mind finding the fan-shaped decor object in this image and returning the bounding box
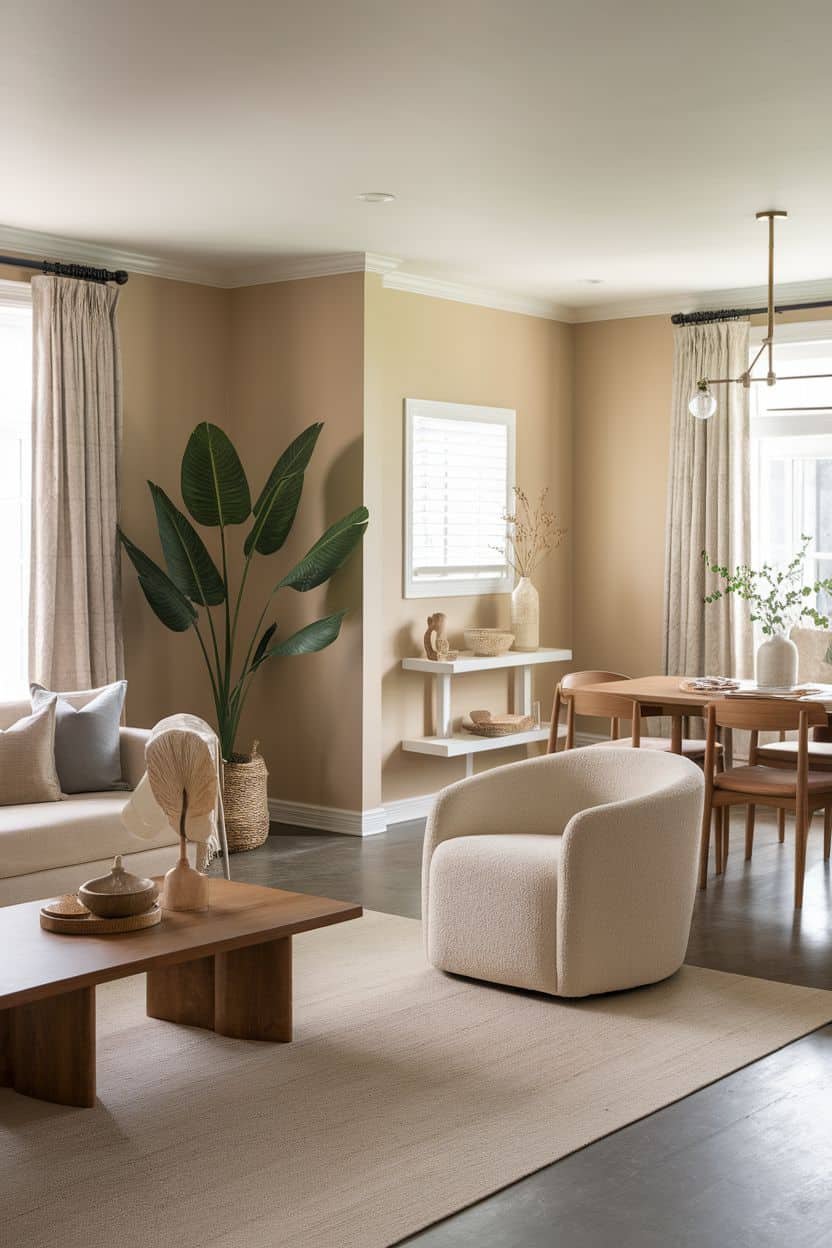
[122,714,229,911]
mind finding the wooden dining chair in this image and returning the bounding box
[753,723,832,853]
[548,671,633,752]
[548,670,719,762]
[699,699,832,908]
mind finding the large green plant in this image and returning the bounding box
[119,421,368,759]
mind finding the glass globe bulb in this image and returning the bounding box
[689,385,717,420]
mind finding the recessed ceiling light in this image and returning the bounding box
[357,191,396,203]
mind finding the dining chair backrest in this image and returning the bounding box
[708,698,827,734]
[703,698,827,790]
[549,670,640,751]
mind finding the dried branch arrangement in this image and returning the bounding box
[496,486,567,579]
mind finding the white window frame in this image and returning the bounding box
[750,321,832,604]
[403,398,516,599]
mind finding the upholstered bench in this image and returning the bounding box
[423,747,704,998]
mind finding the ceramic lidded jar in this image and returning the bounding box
[78,855,158,918]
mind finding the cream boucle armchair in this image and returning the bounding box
[423,747,704,998]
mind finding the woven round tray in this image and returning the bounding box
[39,896,162,935]
[462,714,535,738]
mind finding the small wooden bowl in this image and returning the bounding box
[78,855,158,918]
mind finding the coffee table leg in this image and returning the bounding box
[147,955,215,1030]
[6,987,95,1107]
[214,937,292,1042]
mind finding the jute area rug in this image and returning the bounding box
[3,910,831,1248]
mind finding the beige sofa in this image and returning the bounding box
[0,699,179,906]
[423,747,704,997]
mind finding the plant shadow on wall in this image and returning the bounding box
[118,422,368,844]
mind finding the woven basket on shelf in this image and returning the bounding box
[222,741,270,852]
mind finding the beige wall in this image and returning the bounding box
[118,274,232,731]
[572,307,832,682]
[364,275,574,804]
[573,314,674,678]
[228,274,366,811]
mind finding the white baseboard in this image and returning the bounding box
[268,791,436,836]
[267,798,387,837]
[269,740,605,836]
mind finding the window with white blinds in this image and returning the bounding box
[404,399,515,598]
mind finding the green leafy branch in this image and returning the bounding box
[118,421,368,759]
[701,535,832,637]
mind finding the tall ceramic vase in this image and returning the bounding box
[756,634,798,686]
[511,576,540,651]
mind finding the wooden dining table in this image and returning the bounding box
[577,675,832,766]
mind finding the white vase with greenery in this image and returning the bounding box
[702,535,832,686]
[498,487,566,652]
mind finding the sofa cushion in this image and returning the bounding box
[0,791,177,880]
[0,702,61,807]
[31,680,127,794]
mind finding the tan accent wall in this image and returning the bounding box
[118,275,232,731]
[364,275,573,804]
[228,274,366,811]
[573,315,674,678]
[572,306,832,682]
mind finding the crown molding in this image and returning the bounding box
[381,268,571,322]
[0,223,225,286]
[568,275,832,324]
[2,220,830,327]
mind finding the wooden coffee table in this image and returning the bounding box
[0,878,361,1108]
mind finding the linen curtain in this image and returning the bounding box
[29,276,124,689]
[663,321,753,678]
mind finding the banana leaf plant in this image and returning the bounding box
[118,421,368,760]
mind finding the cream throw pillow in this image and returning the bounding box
[0,701,61,806]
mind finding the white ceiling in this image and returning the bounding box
[4,1,832,313]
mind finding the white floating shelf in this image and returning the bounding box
[402,647,572,675]
[403,723,565,758]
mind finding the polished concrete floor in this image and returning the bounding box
[215,812,832,1247]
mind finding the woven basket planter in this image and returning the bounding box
[222,741,270,853]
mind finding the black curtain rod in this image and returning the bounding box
[671,297,832,326]
[0,254,128,285]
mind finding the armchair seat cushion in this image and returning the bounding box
[428,834,560,995]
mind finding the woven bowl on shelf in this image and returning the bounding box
[463,629,515,657]
[463,712,535,737]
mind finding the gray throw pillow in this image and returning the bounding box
[31,680,128,794]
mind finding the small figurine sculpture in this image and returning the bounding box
[424,613,457,661]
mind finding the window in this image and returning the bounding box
[0,282,32,698]
[751,326,832,617]
[404,399,515,598]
